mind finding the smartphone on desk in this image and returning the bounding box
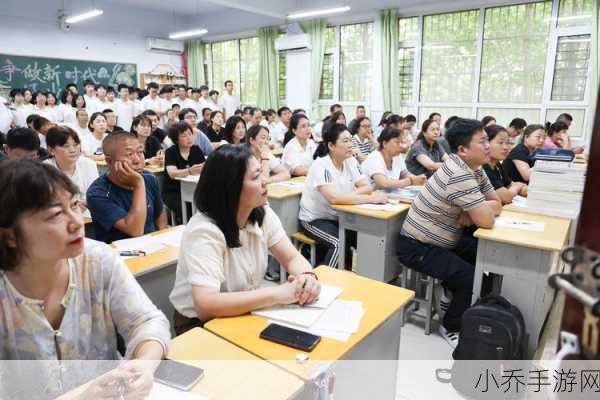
[154,359,204,391]
[260,323,321,352]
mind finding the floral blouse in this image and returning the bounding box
[0,239,171,398]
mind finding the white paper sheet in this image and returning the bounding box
[178,175,200,183]
[355,203,403,212]
[112,236,166,255]
[495,217,545,232]
[153,226,186,248]
[304,284,343,309]
[271,181,305,190]
[253,306,326,327]
[510,195,527,208]
[148,382,206,399]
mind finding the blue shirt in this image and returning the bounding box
[195,130,213,156]
[86,172,163,243]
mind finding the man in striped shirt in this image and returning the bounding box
[397,118,502,348]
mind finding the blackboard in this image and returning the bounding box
[0,54,137,94]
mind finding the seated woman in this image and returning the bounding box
[204,110,225,143]
[45,125,99,215]
[482,125,528,204]
[221,115,247,145]
[503,124,545,184]
[282,113,317,177]
[163,122,206,224]
[168,145,321,334]
[543,121,584,154]
[374,111,392,138]
[351,116,377,163]
[299,124,387,268]
[384,114,412,150]
[82,112,108,162]
[405,119,449,178]
[246,125,291,184]
[361,127,427,191]
[0,159,170,399]
[130,115,163,166]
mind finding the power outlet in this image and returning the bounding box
[559,331,580,354]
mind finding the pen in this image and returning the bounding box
[119,250,146,257]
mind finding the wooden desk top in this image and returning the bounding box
[574,154,587,164]
[474,210,571,251]
[205,266,414,381]
[121,227,181,276]
[331,201,410,220]
[267,177,306,200]
[168,328,304,400]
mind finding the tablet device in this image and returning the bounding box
[260,323,321,352]
[154,360,204,391]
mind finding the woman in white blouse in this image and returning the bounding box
[282,113,318,177]
[45,125,99,214]
[361,127,427,190]
[246,125,291,184]
[0,159,169,399]
[299,124,388,268]
[82,112,108,162]
[169,145,321,334]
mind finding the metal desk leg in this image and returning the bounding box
[338,221,346,269]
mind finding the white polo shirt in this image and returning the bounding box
[299,155,364,222]
[115,98,136,131]
[361,150,407,187]
[169,205,286,318]
[219,93,240,118]
[282,137,318,172]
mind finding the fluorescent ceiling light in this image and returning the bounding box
[169,29,208,40]
[287,6,351,20]
[65,9,103,24]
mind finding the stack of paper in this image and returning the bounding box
[271,181,305,190]
[388,186,422,203]
[113,236,166,258]
[495,217,545,232]
[355,203,402,212]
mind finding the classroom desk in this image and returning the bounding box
[573,153,587,164]
[205,266,414,399]
[121,228,180,331]
[473,210,571,357]
[178,176,305,231]
[331,202,410,282]
[266,176,305,235]
[168,328,304,400]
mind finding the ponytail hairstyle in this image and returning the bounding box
[377,111,393,127]
[377,127,403,151]
[313,123,348,159]
[545,121,568,138]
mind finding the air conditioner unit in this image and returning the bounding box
[275,33,311,53]
[146,37,185,54]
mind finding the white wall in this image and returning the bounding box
[285,51,312,112]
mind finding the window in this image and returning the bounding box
[479,2,552,104]
[211,40,239,95]
[239,37,259,104]
[546,109,586,137]
[324,26,336,49]
[551,35,591,101]
[558,0,593,28]
[418,107,473,128]
[340,23,373,102]
[278,54,286,105]
[398,17,419,103]
[420,10,479,102]
[320,54,334,100]
[476,108,541,128]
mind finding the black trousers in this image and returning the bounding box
[396,232,478,333]
[300,219,356,269]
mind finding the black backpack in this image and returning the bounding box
[437,296,529,400]
[453,295,528,361]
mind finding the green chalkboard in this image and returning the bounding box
[0,54,137,94]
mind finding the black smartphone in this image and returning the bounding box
[259,323,321,352]
[154,360,205,391]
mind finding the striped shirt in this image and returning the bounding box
[401,154,495,249]
[352,134,375,156]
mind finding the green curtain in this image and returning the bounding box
[380,9,400,112]
[301,19,328,119]
[257,26,280,109]
[186,40,206,87]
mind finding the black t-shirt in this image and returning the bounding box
[502,143,533,184]
[204,126,222,143]
[197,121,210,134]
[152,128,167,143]
[163,144,206,194]
[483,163,512,190]
[144,136,162,158]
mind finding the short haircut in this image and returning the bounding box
[209,90,219,96]
[171,103,181,110]
[106,85,115,93]
[330,104,342,113]
[83,80,96,88]
[102,108,115,115]
[233,109,243,116]
[356,105,365,110]
[201,107,212,115]
[9,88,24,98]
[277,106,291,117]
[509,118,527,130]
[191,88,200,94]
[243,106,255,115]
[141,109,159,118]
[178,107,197,121]
[352,116,370,134]
[168,121,193,145]
[194,145,265,248]
[377,127,403,150]
[484,124,508,142]
[130,115,152,135]
[75,109,87,118]
[32,116,51,132]
[199,85,209,92]
[405,114,417,123]
[46,125,81,148]
[102,130,137,156]
[0,159,79,271]
[224,80,233,87]
[292,109,306,116]
[32,90,47,102]
[26,114,40,127]
[117,83,130,92]
[6,128,40,151]
[481,115,496,126]
[65,83,77,90]
[88,112,106,132]
[428,112,441,120]
[147,82,159,90]
[445,118,484,153]
[96,84,107,91]
[222,116,246,144]
[444,115,460,130]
